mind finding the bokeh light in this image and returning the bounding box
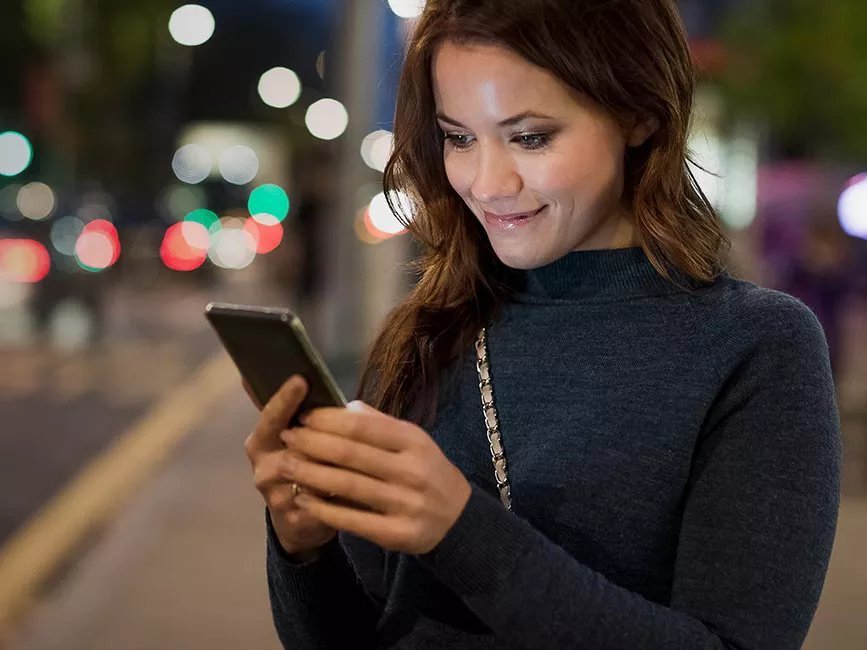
[367,191,413,238]
[183,208,220,232]
[160,222,208,271]
[361,130,393,172]
[305,99,349,141]
[388,0,426,19]
[168,4,215,47]
[75,220,120,271]
[248,184,289,223]
[0,132,33,177]
[161,185,207,221]
[218,145,259,185]
[181,220,211,251]
[50,216,86,255]
[244,219,284,254]
[0,239,50,283]
[838,174,867,240]
[258,67,302,109]
[17,182,56,221]
[208,221,257,270]
[172,144,212,184]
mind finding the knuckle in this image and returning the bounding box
[405,492,427,517]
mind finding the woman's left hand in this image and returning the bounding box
[280,401,472,555]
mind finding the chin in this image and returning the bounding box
[489,243,562,271]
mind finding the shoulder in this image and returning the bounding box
[698,276,830,377]
[720,277,824,338]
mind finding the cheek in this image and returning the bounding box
[524,142,622,202]
[443,151,474,197]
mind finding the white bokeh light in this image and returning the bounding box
[305,99,349,141]
[172,144,213,184]
[258,67,302,109]
[387,0,426,19]
[0,132,33,177]
[218,145,259,185]
[838,175,867,240]
[17,182,56,221]
[51,216,86,255]
[168,4,215,47]
[361,130,393,172]
[368,191,414,236]
[209,226,257,269]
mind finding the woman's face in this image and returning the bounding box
[432,41,648,270]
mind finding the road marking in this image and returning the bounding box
[0,351,237,639]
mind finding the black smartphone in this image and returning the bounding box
[204,302,347,419]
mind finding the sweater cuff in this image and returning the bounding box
[417,484,537,597]
[265,510,346,604]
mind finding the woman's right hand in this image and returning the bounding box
[244,375,337,557]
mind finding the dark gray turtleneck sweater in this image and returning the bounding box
[265,247,841,649]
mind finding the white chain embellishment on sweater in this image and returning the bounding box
[475,327,512,511]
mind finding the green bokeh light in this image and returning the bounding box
[183,208,220,232]
[248,184,289,222]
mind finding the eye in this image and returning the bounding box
[514,133,551,150]
[442,133,474,150]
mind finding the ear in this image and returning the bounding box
[627,116,659,148]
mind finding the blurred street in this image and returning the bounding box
[2,0,867,647]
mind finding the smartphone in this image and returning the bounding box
[204,302,347,419]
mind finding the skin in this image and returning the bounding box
[433,41,655,269]
[247,41,656,557]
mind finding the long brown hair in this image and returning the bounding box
[358,0,730,424]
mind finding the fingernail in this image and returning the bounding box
[347,400,366,412]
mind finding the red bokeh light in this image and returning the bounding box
[0,239,51,283]
[160,222,208,271]
[243,218,284,254]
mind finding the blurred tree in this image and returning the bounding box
[719,0,867,161]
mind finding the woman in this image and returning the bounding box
[245,0,841,647]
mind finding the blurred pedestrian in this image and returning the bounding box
[245,1,841,648]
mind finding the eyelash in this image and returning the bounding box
[441,132,552,151]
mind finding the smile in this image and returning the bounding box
[483,206,546,230]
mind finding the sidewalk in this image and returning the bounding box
[5,389,283,650]
[5,386,867,649]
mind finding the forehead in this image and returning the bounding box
[431,41,575,113]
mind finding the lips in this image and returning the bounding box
[483,208,544,221]
[482,206,546,231]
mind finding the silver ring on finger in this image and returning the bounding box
[291,482,302,498]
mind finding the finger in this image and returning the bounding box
[294,492,408,549]
[281,453,413,514]
[242,378,264,411]
[248,376,308,455]
[280,426,405,484]
[253,450,330,502]
[300,405,411,452]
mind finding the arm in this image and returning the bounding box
[266,513,384,649]
[417,299,841,649]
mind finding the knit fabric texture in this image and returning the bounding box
[265,247,841,650]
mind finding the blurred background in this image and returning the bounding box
[0,0,865,648]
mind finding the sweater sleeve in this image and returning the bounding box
[417,297,841,649]
[266,512,383,649]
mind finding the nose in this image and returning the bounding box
[470,144,522,204]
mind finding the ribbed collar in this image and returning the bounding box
[515,247,711,301]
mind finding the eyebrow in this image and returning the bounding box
[435,111,556,129]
